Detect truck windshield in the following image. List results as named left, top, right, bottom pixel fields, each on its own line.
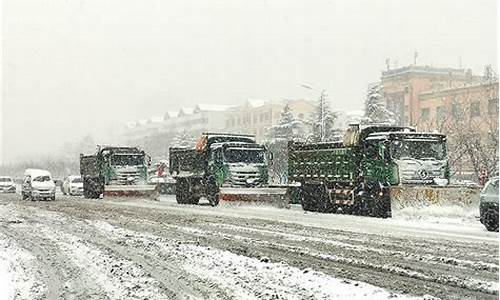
left=110, top=155, right=144, bottom=166
left=391, top=140, right=446, bottom=160
left=72, top=178, right=83, bottom=183
left=0, top=178, right=12, bottom=182
left=224, top=149, right=265, bottom=164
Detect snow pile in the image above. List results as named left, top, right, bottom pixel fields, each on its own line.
left=392, top=204, right=479, bottom=224
left=0, top=236, right=45, bottom=300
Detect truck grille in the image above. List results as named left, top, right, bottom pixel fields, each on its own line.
left=114, top=170, right=141, bottom=184
left=229, top=171, right=262, bottom=187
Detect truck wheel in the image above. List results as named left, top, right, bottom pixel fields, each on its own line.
left=208, top=193, right=219, bottom=206
left=189, top=196, right=200, bottom=205
left=206, top=177, right=219, bottom=207
left=484, top=212, right=499, bottom=232
left=299, top=185, right=318, bottom=212
left=368, top=193, right=391, bottom=218
left=176, top=179, right=188, bottom=204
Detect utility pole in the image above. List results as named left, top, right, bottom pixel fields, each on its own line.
left=319, top=90, right=326, bottom=142
left=301, top=84, right=327, bottom=142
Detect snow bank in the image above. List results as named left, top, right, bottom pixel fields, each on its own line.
left=392, top=204, right=479, bottom=224
left=0, top=236, right=45, bottom=300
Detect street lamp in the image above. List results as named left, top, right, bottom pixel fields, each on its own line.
left=301, top=84, right=326, bottom=142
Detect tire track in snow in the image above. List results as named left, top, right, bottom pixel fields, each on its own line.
left=154, top=221, right=498, bottom=297
left=90, top=219, right=420, bottom=300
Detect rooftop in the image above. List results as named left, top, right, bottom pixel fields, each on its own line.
left=382, top=65, right=468, bottom=79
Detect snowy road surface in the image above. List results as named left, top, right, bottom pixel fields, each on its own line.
left=0, top=193, right=497, bottom=300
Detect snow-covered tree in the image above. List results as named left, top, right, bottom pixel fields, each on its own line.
left=171, top=130, right=196, bottom=148
left=363, top=82, right=396, bottom=125
left=265, top=104, right=307, bottom=184
left=267, top=103, right=304, bottom=141
left=307, top=91, right=340, bottom=143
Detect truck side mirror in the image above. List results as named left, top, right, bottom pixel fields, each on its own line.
left=269, top=152, right=274, bottom=162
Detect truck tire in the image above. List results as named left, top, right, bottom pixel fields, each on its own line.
left=83, top=178, right=101, bottom=199
left=484, top=212, right=499, bottom=232
left=300, top=184, right=322, bottom=212
left=176, top=179, right=189, bottom=204
left=208, top=193, right=219, bottom=206
left=189, top=196, right=200, bottom=205
left=206, top=176, right=220, bottom=207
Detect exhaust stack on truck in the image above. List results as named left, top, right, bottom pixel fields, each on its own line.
left=80, top=146, right=157, bottom=198
left=169, top=133, right=288, bottom=206
left=288, top=124, right=476, bottom=217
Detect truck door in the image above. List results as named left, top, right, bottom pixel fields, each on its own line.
left=208, top=148, right=226, bottom=186
left=361, top=140, right=396, bottom=185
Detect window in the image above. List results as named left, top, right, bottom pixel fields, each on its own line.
left=420, top=108, right=430, bottom=120
left=470, top=102, right=480, bottom=118
left=488, top=98, right=498, bottom=115
left=253, top=115, right=258, bottom=124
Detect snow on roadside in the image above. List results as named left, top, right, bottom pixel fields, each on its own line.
left=91, top=220, right=423, bottom=300
left=392, top=204, right=479, bottom=224
left=0, top=235, right=45, bottom=300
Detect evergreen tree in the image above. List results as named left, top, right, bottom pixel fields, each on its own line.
left=265, top=103, right=306, bottom=184
left=363, top=82, right=395, bottom=124
left=308, top=91, right=340, bottom=142
left=267, top=103, right=304, bottom=140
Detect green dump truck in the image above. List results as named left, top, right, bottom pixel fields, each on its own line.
left=80, top=146, right=157, bottom=198
left=288, top=124, right=453, bottom=217
left=169, top=133, right=287, bottom=206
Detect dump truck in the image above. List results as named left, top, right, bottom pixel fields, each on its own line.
left=80, top=146, right=157, bottom=198
left=288, top=124, right=478, bottom=218
left=169, top=133, right=287, bottom=206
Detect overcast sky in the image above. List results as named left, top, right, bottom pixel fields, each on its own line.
left=1, top=0, right=498, bottom=162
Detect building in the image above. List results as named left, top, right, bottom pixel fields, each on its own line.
left=124, top=104, right=233, bottom=142
left=379, top=64, right=498, bottom=179
left=418, top=80, right=498, bottom=132
left=381, top=65, right=482, bottom=126
left=224, top=99, right=315, bottom=142
left=124, top=117, right=165, bottom=142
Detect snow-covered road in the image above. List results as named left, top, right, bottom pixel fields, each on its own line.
left=0, top=193, right=497, bottom=300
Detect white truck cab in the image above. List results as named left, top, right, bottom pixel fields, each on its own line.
left=22, top=169, right=56, bottom=201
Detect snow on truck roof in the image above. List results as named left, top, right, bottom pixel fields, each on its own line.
left=366, top=131, right=445, bottom=140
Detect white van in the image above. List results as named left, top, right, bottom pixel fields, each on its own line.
left=22, top=169, right=56, bottom=201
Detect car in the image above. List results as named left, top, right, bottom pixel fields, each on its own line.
left=0, top=176, right=16, bottom=193
left=22, top=169, right=56, bottom=201
left=62, top=175, right=84, bottom=196
left=479, top=176, right=499, bottom=232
